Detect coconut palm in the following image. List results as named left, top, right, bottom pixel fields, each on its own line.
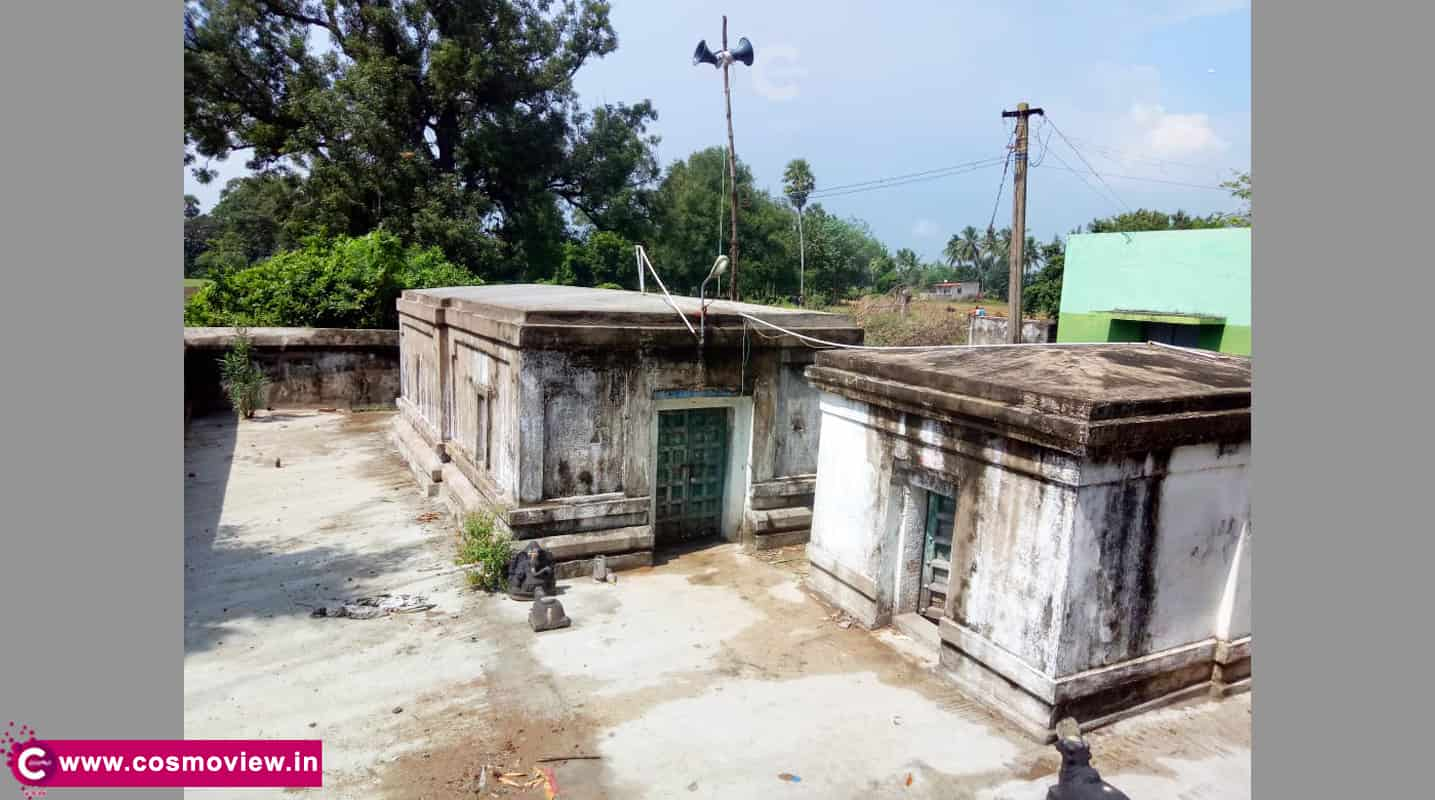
left=783, top=159, right=816, bottom=303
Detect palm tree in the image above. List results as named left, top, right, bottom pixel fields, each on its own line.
left=943, top=235, right=964, bottom=269
left=783, top=159, right=816, bottom=303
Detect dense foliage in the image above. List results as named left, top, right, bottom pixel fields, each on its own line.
left=185, top=0, right=659, bottom=278
left=644, top=147, right=887, bottom=303
left=184, top=230, right=481, bottom=328
left=183, top=3, right=1252, bottom=325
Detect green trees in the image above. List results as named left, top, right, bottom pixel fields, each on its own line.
left=184, top=230, right=481, bottom=328
left=642, top=148, right=888, bottom=303
left=1222, top=171, right=1251, bottom=225
left=556, top=230, right=636, bottom=289
left=184, top=0, right=659, bottom=278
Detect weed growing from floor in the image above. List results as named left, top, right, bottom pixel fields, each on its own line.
left=456, top=512, right=511, bottom=592
left=218, top=328, right=269, bottom=419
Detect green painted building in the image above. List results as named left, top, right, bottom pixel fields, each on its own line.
left=1056, top=228, right=1251, bottom=355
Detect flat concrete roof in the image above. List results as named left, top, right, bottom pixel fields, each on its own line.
left=184, top=327, right=398, bottom=349
left=808, top=344, right=1250, bottom=456
left=401, top=284, right=863, bottom=350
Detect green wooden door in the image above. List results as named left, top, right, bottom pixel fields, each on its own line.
left=919, top=492, right=955, bottom=621
left=655, top=408, right=729, bottom=543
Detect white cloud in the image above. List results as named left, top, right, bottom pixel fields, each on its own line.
left=1123, top=104, right=1228, bottom=161
left=1135, top=0, right=1249, bottom=27
left=749, top=44, right=806, bottom=102
left=911, top=218, right=940, bottom=238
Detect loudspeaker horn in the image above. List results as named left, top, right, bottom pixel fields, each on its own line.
left=692, top=39, right=719, bottom=67
left=729, top=37, right=754, bottom=66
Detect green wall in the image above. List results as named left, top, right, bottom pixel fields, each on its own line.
left=1056, top=229, right=1251, bottom=355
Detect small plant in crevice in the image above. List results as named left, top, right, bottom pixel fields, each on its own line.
left=218, top=328, right=269, bottom=419
left=456, top=512, right=511, bottom=592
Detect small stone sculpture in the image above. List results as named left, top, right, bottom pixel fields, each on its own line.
left=506, top=541, right=557, bottom=600
left=529, top=591, right=571, bottom=632
left=1045, top=718, right=1130, bottom=800
left=593, top=554, right=608, bottom=582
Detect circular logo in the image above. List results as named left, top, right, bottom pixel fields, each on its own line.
left=11, top=741, right=57, bottom=786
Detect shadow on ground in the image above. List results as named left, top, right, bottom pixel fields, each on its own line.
left=184, top=411, right=445, bottom=655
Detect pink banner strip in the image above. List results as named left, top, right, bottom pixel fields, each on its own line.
left=8, top=740, right=322, bottom=788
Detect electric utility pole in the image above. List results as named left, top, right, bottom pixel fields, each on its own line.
left=722, top=16, right=741, bottom=300
left=1001, top=102, right=1043, bottom=343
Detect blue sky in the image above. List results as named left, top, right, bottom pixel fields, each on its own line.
left=184, top=0, right=1250, bottom=263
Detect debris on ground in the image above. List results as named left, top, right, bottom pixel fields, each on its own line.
left=497, top=770, right=547, bottom=790
left=309, top=593, right=435, bottom=619
left=392, top=706, right=403, bottom=714
left=415, top=511, right=442, bottom=523
left=317, top=407, right=338, bottom=412
left=748, top=543, right=811, bottom=578
left=905, top=772, right=913, bottom=787
left=687, top=782, right=699, bottom=792
left=778, top=772, right=802, bottom=783
left=274, top=458, right=282, bottom=468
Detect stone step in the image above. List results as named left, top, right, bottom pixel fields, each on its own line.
left=533, top=525, right=654, bottom=561
left=750, top=528, right=810, bottom=551
left=390, top=416, right=443, bottom=483
left=748, top=506, right=813, bottom=534
left=554, top=550, right=653, bottom=580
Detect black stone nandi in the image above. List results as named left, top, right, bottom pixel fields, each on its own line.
left=506, top=541, right=556, bottom=600
left=1046, top=718, right=1131, bottom=800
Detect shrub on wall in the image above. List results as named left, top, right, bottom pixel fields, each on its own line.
left=183, top=230, right=482, bottom=329
left=217, top=329, right=269, bottom=419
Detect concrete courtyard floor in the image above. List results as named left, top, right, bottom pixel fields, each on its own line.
left=185, top=410, right=1251, bottom=800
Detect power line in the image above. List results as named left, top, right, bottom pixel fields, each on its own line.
left=1063, top=134, right=1241, bottom=174
left=809, top=156, right=1006, bottom=199
left=808, top=158, right=1006, bottom=200
left=1035, top=163, right=1229, bottom=191
left=1044, top=146, right=1130, bottom=215
left=987, top=124, right=1018, bottom=232
left=1028, top=117, right=1053, bottom=167
left=1045, top=117, right=1133, bottom=214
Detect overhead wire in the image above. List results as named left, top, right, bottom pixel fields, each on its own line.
left=1044, top=116, right=1133, bottom=214
left=987, top=123, right=1019, bottom=232
left=1035, top=164, right=1229, bottom=191
left=807, top=156, right=1007, bottom=200
left=736, top=312, right=1116, bottom=352
left=1043, top=142, right=1130, bottom=216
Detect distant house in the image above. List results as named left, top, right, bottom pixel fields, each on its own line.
left=1056, top=228, right=1251, bottom=355
left=926, top=280, right=980, bottom=300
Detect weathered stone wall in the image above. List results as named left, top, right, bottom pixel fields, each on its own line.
left=1060, top=442, right=1251, bottom=674
left=806, top=386, right=1252, bottom=738
left=184, top=327, right=400, bottom=414
left=967, top=315, right=1057, bottom=345
left=808, top=391, right=1080, bottom=652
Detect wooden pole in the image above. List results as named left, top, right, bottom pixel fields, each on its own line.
left=722, top=15, right=741, bottom=301
left=1001, top=102, right=1043, bottom=343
